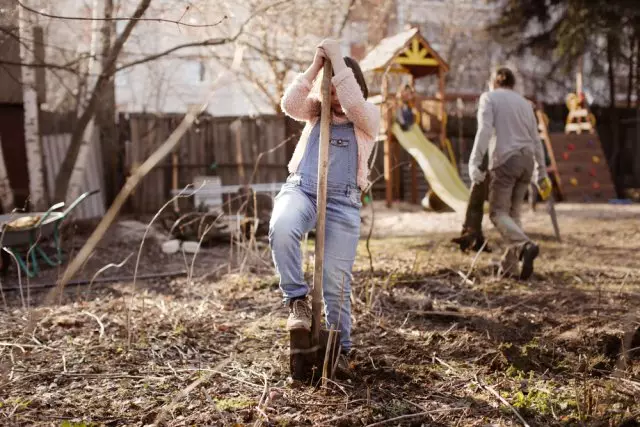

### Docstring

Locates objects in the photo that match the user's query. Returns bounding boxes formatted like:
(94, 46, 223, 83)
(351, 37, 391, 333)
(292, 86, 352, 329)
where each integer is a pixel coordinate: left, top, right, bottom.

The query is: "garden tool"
(537, 176, 561, 242)
(289, 60, 341, 382)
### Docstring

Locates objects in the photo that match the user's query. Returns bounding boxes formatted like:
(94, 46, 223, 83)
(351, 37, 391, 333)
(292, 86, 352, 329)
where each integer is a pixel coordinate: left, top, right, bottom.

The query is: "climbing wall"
(548, 132, 616, 202)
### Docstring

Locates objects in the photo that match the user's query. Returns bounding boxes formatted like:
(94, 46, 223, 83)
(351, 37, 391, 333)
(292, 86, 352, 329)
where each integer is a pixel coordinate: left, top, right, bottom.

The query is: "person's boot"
(334, 350, 355, 379)
(471, 233, 492, 253)
(286, 297, 312, 331)
(452, 227, 476, 252)
(519, 242, 540, 280)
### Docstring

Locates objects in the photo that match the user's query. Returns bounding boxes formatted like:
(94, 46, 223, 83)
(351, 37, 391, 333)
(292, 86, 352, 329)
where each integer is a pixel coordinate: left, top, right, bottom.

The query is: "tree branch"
(208, 49, 278, 110)
(16, 0, 228, 28)
(115, 0, 293, 73)
(53, 0, 292, 199)
(115, 37, 236, 73)
(242, 41, 308, 67)
(54, 0, 153, 201)
(0, 27, 87, 73)
(0, 57, 87, 72)
(337, 0, 357, 37)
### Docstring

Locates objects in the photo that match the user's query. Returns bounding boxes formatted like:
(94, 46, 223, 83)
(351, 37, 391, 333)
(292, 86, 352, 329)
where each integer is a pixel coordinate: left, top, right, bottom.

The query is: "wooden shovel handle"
(311, 60, 332, 345)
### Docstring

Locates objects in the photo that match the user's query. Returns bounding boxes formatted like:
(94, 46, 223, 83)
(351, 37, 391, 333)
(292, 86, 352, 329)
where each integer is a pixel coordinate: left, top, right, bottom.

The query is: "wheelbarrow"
(0, 190, 100, 278)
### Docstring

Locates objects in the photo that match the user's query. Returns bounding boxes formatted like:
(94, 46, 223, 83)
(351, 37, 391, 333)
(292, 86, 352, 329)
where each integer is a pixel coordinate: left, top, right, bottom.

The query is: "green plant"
(214, 397, 253, 411)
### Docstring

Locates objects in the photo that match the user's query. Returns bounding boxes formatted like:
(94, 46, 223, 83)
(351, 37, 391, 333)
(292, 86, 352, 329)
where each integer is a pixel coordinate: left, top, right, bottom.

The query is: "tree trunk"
(65, 0, 102, 205)
(635, 33, 640, 186)
(97, 0, 118, 205)
(19, 2, 46, 211)
(606, 32, 620, 195)
(54, 0, 153, 202)
(0, 137, 15, 212)
(628, 36, 635, 108)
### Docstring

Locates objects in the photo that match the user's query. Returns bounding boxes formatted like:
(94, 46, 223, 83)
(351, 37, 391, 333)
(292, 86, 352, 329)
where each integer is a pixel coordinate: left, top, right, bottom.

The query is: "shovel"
(546, 197, 561, 242)
(289, 60, 341, 382)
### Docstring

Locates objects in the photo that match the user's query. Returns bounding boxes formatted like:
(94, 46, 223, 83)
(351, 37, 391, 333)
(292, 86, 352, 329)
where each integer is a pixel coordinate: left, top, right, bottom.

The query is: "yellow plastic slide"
(392, 123, 470, 214)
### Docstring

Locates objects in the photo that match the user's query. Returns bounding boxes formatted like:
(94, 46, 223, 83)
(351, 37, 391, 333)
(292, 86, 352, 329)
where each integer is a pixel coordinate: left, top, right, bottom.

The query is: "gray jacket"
(469, 88, 546, 180)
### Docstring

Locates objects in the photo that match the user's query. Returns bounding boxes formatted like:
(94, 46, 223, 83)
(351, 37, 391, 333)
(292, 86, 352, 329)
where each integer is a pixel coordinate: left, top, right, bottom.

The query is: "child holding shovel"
(269, 39, 379, 370)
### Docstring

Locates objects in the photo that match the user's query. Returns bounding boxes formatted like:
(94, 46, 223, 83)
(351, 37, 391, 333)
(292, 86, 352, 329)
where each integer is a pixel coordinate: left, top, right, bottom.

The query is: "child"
(468, 67, 549, 280)
(396, 84, 417, 131)
(269, 39, 380, 368)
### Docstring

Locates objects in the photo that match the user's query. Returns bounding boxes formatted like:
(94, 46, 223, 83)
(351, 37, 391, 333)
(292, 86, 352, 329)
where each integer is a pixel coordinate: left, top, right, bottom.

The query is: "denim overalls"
(269, 121, 361, 352)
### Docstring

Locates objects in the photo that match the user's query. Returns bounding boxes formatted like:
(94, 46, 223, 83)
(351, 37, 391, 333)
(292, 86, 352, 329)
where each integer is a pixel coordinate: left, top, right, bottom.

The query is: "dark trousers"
(462, 154, 489, 235)
(463, 178, 489, 234)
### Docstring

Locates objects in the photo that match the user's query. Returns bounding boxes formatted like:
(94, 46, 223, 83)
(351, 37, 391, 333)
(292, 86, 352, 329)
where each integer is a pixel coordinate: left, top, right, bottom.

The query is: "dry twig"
(155, 357, 232, 425)
(364, 408, 466, 427)
(434, 356, 531, 427)
(81, 311, 105, 340)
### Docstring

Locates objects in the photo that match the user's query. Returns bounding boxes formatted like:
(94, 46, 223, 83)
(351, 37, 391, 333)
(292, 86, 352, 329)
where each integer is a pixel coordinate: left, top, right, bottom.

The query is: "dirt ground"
(1, 203, 639, 426)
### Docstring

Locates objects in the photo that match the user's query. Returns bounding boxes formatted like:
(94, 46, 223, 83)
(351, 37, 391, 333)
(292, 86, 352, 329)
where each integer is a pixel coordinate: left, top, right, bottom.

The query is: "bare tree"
(18, 0, 46, 210)
(2, 0, 285, 204)
(66, 0, 103, 205)
(52, 0, 151, 203)
(206, 0, 372, 115)
(0, 137, 15, 212)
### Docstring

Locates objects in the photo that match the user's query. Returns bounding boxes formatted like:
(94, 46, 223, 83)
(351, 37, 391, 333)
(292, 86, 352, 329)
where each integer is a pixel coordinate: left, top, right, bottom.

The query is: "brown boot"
(286, 298, 312, 331)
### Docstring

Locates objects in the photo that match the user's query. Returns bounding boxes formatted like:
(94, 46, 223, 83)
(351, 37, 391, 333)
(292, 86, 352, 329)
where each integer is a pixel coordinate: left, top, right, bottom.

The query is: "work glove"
(311, 47, 326, 73)
(469, 164, 486, 185)
(536, 176, 552, 201)
(318, 39, 343, 64)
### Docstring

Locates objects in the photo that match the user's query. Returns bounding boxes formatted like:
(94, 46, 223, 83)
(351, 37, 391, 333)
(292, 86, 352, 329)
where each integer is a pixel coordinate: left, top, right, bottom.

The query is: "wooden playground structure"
(360, 28, 451, 207)
(359, 28, 617, 209)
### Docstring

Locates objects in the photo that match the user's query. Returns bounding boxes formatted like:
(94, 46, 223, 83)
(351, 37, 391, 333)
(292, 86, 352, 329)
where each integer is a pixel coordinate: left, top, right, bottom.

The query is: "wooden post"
(410, 158, 418, 204)
(438, 67, 447, 150)
(576, 55, 584, 96)
(384, 134, 393, 207)
(536, 109, 564, 200)
(382, 74, 393, 207)
(393, 137, 401, 200)
(231, 118, 246, 185)
(171, 151, 179, 211)
(311, 60, 333, 346)
(456, 97, 465, 166)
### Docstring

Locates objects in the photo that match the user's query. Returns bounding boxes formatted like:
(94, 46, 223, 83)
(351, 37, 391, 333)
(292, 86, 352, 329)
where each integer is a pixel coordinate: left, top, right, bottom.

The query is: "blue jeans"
(269, 174, 361, 352)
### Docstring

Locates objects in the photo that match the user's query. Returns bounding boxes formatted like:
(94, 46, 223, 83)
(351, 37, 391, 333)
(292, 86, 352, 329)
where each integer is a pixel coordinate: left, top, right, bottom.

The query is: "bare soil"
(1, 203, 639, 426)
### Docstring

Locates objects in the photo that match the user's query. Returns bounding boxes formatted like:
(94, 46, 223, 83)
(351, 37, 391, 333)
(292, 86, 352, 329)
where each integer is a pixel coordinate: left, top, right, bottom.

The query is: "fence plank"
(41, 133, 105, 218)
(125, 113, 291, 213)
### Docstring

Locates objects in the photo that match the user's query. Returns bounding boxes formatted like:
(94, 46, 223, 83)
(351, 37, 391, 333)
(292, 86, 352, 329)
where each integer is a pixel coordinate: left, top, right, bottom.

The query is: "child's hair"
(315, 56, 369, 100)
(396, 83, 414, 101)
(344, 57, 368, 99)
(492, 67, 516, 88)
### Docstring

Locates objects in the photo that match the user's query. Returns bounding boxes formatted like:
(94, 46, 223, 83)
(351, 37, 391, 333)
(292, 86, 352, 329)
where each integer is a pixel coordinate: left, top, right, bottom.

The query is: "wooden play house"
(360, 28, 450, 207)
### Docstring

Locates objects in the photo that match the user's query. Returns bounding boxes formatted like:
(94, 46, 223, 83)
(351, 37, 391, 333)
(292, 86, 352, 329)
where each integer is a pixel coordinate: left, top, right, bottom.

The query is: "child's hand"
(318, 39, 342, 63)
(311, 47, 326, 72)
(303, 48, 326, 82)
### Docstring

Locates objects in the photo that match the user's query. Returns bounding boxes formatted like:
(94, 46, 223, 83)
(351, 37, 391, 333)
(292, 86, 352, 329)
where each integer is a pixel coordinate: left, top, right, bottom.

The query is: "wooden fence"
(122, 113, 292, 213)
(42, 133, 106, 219)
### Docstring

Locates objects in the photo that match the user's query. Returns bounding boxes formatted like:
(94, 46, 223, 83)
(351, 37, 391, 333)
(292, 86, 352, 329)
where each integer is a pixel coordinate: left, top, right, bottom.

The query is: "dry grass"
(0, 204, 639, 426)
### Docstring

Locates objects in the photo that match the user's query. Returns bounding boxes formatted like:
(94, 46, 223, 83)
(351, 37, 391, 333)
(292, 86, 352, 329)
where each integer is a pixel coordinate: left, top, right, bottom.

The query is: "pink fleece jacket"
(281, 67, 380, 190)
